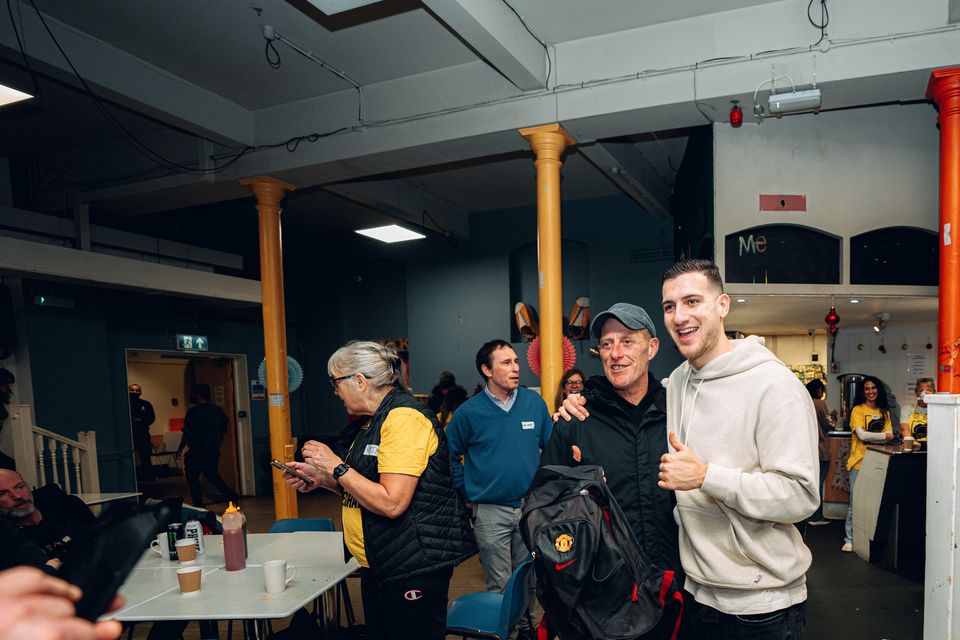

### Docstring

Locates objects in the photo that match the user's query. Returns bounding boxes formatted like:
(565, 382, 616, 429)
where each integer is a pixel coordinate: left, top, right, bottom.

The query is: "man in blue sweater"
(447, 339, 552, 638)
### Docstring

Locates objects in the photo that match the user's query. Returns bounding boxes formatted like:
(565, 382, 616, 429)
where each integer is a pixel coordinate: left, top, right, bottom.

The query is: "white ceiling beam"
(422, 0, 547, 90)
(323, 179, 471, 238)
(0, 2, 253, 146)
(0, 236, 260, 303)
(578, 141, 671, 218)
(69, 7, 959, 207)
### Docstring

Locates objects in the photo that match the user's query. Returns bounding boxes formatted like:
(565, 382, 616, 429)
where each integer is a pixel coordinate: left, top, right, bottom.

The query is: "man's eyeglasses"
(564, 379, 584, 387)
(329, 374, 354, 390)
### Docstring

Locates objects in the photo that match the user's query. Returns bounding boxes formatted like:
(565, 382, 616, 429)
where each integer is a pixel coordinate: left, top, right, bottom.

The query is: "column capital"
(927, 67, 960, 114)
(240, 176, 296, 208)
(520, 123, 576, 158)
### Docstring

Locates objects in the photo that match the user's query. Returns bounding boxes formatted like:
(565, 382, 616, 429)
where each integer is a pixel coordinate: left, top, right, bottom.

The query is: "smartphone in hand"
(270, 459, 315, 487)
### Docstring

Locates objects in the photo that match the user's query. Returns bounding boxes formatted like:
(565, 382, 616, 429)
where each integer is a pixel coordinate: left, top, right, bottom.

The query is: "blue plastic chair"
(446, 557, 533, 640)
(268, 517, 355, 627)
(269, 517, 335, 533)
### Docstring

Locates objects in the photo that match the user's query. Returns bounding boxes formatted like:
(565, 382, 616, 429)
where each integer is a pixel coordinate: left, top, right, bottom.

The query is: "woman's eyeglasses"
(564, 379, 584, 388)
(329, 374, 354, 390)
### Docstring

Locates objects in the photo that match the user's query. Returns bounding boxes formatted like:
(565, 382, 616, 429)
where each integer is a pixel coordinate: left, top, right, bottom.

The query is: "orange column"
(520, 124, 576, 413)
(240, 176, 298, 521)
(927, 68, 960, 393)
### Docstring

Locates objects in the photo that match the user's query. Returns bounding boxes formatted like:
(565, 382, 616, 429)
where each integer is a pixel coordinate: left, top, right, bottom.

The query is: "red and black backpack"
(520, 465, 683, 640)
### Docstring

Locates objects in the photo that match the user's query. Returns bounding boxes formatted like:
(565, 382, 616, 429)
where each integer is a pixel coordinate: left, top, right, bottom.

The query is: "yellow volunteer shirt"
(847, 403, 892, 471)
(342, 407, 439, 567)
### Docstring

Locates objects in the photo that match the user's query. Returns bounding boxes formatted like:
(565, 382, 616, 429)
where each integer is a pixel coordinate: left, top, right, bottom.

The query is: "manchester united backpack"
(520, 465, 682, 640)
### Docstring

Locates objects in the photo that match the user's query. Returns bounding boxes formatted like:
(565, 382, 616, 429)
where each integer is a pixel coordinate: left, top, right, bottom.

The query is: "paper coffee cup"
(176, 538, 197, 563)
(177, 566, 202, 594)
(263, 560, 297, 594)
(903, 436, 915, 452)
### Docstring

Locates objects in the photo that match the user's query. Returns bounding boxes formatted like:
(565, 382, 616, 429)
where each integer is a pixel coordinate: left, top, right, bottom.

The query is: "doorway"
(125, 350, 255, 500)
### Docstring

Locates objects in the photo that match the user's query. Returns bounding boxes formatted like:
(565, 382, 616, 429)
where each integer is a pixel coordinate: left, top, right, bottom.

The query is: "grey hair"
(328, 340, 405, 390)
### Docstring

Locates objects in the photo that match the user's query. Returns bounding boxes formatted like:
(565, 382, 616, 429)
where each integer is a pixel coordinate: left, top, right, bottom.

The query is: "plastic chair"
(268, 517, 355, 627)
(446, 557, 533, 640)
(269, 517, 335, 533)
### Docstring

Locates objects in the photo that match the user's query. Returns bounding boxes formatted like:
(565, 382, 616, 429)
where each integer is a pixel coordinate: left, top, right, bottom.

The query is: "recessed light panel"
(355, 224, 425, 243)
(304, 0, 381, 15)
(849, 298, 861, 304)
(0, 83, 32, 108)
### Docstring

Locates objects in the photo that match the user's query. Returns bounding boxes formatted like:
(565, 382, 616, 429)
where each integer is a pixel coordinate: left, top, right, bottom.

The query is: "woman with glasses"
(554, 368, 586, 414)
(280, 340, 476, 640)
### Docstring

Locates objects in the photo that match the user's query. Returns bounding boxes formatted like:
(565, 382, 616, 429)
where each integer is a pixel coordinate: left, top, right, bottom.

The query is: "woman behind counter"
(843, 375, 894, 553)
(283, 341, 476, 640)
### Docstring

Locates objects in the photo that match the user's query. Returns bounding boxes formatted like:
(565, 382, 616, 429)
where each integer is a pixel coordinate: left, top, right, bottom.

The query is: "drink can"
(184, 519, 205, 555)
(166, 523, 184, 561)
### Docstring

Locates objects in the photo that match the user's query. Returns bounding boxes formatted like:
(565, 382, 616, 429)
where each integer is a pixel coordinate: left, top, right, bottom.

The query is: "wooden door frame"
(123, 349, 256, 496)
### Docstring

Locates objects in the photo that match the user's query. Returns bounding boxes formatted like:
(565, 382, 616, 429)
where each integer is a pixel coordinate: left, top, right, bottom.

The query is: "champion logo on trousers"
(403, 589, 423, 601)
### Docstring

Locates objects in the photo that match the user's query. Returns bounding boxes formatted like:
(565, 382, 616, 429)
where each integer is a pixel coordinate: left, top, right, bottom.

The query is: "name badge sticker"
(363, 444, 380, 456)
(521, 421, 535, 430)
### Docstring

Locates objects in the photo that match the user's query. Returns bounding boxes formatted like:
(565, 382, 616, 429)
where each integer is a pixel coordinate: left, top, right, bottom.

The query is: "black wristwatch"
(332, 463, 351, 484)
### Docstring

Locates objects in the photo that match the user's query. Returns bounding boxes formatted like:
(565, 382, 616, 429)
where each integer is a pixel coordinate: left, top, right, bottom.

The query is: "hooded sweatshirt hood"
(666, 335, 820, 598)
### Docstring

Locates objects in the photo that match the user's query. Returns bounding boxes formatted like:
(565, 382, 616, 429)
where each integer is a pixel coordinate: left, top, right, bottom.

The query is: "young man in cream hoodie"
(658, 259, 820, 638)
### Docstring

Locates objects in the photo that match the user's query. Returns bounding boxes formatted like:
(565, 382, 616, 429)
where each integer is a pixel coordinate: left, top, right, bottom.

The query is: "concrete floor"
(135, 473, 924, 639)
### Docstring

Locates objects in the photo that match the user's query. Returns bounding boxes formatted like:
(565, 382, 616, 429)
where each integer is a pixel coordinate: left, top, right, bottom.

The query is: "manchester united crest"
(554, 533, 574, 553)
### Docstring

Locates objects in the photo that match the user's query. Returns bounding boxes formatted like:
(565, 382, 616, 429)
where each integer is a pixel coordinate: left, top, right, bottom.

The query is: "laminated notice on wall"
(905, 352, 932, 398)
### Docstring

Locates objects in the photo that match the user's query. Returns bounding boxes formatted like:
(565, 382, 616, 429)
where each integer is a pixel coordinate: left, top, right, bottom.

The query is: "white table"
(108, 532, 358, 639)
(74, 492, 141, 506)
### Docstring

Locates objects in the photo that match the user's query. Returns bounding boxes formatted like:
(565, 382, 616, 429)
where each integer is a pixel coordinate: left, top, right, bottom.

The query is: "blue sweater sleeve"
(539, 401, 554, 449)
(446, 411, 468, 496)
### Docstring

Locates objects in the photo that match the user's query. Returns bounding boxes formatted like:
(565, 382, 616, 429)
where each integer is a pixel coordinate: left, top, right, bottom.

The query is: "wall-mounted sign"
(251, 382, 266, 401)
(176, 334, 208, 351)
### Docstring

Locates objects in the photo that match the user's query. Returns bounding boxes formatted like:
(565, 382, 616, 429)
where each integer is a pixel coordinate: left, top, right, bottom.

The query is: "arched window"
(850, 227, 937, 286)
(724, 224, 841, 284)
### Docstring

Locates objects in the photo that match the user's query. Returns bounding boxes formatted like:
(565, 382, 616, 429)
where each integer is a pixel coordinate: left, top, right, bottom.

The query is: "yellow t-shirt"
(342, 407, 439, 567)
(847, 403, 892, 471)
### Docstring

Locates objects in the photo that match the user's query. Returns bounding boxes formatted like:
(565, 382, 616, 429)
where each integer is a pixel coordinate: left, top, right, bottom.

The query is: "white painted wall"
(714, 103, 939, 291)
(829, 323, 937, 407)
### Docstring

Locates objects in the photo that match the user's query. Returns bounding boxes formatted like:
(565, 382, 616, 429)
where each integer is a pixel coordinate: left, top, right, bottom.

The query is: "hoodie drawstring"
(677, 367, 702, 448)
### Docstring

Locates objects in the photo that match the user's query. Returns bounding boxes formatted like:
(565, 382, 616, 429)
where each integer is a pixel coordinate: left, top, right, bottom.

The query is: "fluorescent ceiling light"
(0, 83, 32, 108)
(735, 298, 747, 303)
(355, 224, 425, 243)
(849, 298, 861, 304)
(768, 88, 822, 115)
(303, 0, 381, 14)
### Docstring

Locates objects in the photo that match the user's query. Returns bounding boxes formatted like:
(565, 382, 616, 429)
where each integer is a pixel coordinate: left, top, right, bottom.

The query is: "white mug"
(151, 533, 171, 558)
(263, 560, 297, 594)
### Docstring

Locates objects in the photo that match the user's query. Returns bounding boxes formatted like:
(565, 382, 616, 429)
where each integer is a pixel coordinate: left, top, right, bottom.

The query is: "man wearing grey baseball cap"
(540, 302, 682, 638)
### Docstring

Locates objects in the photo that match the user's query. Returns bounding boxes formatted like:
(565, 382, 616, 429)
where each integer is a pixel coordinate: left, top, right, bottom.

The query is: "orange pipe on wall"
(520, 124, 576, 413)
(240, 176, 298, 521)
(927, 68, 960, 393)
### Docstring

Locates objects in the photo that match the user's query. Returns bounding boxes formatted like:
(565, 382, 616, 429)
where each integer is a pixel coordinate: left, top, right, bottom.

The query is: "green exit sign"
(176, 334, 209, 352)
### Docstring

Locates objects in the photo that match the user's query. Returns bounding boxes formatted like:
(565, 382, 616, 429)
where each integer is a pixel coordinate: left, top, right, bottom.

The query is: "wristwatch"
(332, 463, 351, 484)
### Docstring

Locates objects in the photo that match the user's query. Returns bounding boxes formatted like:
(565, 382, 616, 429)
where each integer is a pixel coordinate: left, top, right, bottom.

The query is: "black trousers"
(184, 451, 238, 507)
(133, 429, 154, 474)
(360, 565, 453, 640)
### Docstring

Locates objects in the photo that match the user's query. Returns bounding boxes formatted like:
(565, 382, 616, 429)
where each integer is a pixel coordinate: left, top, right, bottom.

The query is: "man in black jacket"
(541, 303, 681, 638)
(176, 383, 239, 508)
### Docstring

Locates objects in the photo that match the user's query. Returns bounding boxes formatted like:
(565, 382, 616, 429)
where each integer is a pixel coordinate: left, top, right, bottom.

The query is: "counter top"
(866, 444, 926, 456)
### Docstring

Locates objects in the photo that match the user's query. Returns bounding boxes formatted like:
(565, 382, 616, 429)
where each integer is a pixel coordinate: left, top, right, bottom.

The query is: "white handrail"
(7, 404, 99, 494)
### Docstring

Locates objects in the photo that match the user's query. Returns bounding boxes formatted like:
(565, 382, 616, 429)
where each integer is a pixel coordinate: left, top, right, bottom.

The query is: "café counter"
(850, 443, 926, 581)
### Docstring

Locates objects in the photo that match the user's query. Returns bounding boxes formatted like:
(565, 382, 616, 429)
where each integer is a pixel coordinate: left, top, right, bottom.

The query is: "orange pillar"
(240, 176, 298, 521)
(927, 68, 960, 393)
(520, 124, 576, 413)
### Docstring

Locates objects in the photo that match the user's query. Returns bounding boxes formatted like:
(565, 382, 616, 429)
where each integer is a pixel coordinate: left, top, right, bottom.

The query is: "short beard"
(0, 504, 35, 519)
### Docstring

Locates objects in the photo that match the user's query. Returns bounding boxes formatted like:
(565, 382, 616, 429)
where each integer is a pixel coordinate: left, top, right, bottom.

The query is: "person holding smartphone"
(281, 340, 475, 640)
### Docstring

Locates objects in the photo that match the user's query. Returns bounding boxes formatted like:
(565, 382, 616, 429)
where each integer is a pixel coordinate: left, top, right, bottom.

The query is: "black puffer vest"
(344, 388, 477, 583)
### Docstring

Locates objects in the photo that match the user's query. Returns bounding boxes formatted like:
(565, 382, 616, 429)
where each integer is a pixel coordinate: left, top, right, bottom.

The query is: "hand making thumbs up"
(658, 432, 708, 491)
